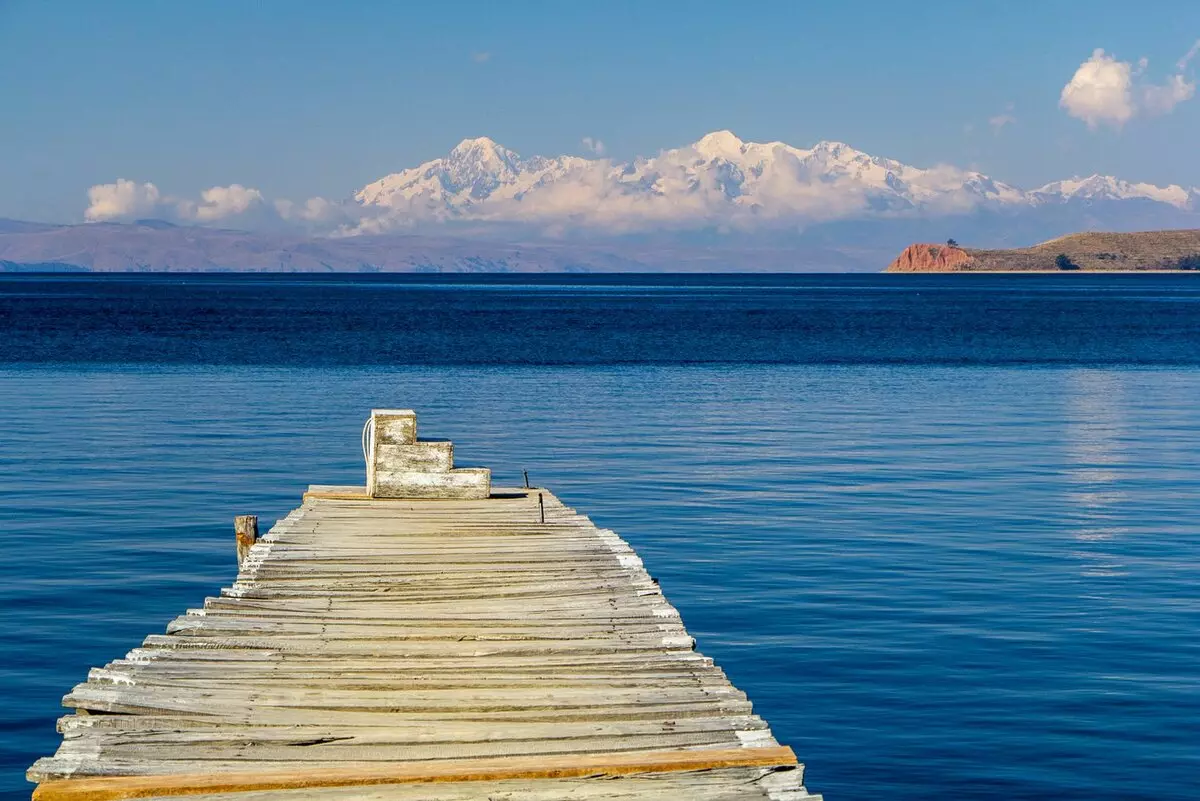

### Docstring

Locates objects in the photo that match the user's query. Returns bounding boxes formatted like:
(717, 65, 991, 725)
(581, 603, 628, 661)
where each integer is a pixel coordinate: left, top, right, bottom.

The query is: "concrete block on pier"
(372, 467, 491, 500)
(377, 441, 454, 472)
(366, 410, 490, 500)
(372, 409, 417, 445)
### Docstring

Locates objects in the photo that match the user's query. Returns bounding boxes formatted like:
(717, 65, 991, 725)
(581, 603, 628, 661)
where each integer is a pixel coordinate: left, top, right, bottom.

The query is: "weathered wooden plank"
(66, 681, 748, 707)
(57, 714, 769, 738)
(105, 652, 716, 669)
(126, 767, 815, 801)
(55, 703, 768, 732)
(90, 768, 816, 801)
(162, 618, 687, 639)
(63, 686, 754, 721)
(30, 745, 799, 799)
(84, 676, 734, 696)
(132, 635, 697, 657)
(44, 728, 778, 769)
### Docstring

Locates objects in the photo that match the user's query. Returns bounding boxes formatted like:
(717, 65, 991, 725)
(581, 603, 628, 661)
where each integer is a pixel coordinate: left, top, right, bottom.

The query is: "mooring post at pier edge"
(27, 409, 819, 801)
(233, 514, 257, 566)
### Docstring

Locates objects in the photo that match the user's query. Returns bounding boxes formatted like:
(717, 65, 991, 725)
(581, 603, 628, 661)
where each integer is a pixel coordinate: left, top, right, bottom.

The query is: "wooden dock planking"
(29, 487, 820, 800)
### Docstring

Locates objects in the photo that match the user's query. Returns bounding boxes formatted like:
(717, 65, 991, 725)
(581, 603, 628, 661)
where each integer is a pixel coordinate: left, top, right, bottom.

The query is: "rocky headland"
(886, 229, 1200, 272)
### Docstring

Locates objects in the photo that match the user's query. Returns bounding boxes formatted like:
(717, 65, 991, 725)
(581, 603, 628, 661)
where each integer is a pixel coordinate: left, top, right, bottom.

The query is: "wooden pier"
(28, 411, 820, 800)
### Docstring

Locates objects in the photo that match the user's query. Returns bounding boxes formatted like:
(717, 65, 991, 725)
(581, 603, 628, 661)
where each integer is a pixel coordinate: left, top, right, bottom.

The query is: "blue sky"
(2, 0, 1199, 222)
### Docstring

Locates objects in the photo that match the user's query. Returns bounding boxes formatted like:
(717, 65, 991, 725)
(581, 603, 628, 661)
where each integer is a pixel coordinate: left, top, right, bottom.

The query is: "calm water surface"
(1, 274, 1198, 800)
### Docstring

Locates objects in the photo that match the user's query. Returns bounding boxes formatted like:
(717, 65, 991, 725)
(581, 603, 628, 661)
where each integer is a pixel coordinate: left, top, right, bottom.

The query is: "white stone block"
(372, 409, 416, 445)
(373, 468, 491, 500)
(366, 410, 490, 499)
(376, 441, 454, 473)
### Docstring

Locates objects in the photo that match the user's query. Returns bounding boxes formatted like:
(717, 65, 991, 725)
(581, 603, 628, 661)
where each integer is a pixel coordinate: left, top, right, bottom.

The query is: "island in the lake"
(886, 229, 1200, 272)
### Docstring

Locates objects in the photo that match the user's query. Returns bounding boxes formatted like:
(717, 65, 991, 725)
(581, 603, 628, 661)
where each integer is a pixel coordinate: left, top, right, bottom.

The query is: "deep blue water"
(1, 273, 1198, 800)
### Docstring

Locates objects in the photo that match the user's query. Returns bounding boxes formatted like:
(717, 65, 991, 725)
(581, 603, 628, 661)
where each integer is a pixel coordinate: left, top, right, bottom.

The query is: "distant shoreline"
(3, 268, 1199, 279)
(886, 229, 1200, 273)
(890, 269, 1199, 274)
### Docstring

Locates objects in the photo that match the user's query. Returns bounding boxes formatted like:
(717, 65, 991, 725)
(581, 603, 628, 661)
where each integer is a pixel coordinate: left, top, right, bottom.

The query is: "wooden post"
(235, 515, 258, 567)
(523, 470, 530, 489)
(538, 492, 545, 524)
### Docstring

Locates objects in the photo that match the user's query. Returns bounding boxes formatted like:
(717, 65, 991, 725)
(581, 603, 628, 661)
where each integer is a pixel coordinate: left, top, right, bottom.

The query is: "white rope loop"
(361, 416, 375, 474)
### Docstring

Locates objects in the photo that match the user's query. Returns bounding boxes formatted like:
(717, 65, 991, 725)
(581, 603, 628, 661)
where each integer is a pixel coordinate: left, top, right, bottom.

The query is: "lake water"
(1, 273, 1198, 800)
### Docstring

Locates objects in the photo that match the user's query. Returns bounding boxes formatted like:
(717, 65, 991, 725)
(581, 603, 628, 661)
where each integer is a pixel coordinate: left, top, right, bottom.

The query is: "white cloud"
(471, 51, 490, 63)
(85, 180, 277, 226)
(275, 196, 341, 223)
(1060, 49, 1136, 128)
(84, 179, 162, 221)
(1061, 46, 1197, 128)
(179, 184, 264, 222)
(1141, 73, 1195, 115)
(275, 195, 366, 233)
(989, 103, 1016, 133)
(581, 136, 606, 155)
(1178, 39, 1200, 71)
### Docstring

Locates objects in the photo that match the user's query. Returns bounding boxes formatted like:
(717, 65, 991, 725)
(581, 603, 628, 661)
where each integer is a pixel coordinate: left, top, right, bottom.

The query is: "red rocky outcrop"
(886, 243, 976, 272)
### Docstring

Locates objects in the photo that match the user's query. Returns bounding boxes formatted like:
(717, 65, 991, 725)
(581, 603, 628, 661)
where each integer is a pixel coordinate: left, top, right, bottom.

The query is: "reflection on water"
(1, 364, 1199, 801)
(1064, 371, 1130, 576)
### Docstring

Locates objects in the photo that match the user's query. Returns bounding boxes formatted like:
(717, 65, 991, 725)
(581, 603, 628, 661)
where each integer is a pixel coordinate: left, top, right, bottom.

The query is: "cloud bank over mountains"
(83, 130, 1200, 241)
(17, 127, 1200, 274)
(25, 42, 1200, 274)
(85, 179, 270, 226)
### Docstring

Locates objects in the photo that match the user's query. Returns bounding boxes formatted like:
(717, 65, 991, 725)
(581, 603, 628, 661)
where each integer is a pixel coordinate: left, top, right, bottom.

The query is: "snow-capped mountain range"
(12, 130, 1198, 273)
(344, 130, 1199, 235)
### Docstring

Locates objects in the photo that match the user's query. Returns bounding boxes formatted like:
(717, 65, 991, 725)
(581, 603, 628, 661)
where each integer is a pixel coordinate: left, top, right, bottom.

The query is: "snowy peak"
(356, 138, 525, 209)
(807, 140, 859, 158)
(450, 136, 507, 154)
(446, 137, 522, 174)
(350, 132, 1197, 233)
(693, 130, 746, 160)
(1031, 174, 1196, 208)
(439, 137, 524, 198)
(353, 137, 595, 219)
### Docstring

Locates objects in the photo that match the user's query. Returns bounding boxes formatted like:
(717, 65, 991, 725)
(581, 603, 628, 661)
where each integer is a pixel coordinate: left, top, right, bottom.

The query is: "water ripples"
(0, 364, 1198, 800)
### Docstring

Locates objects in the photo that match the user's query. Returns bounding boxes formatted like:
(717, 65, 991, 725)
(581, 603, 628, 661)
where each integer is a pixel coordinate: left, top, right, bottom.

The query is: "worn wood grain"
(234, 516, 258, 567)
(31, 746, 799, 800)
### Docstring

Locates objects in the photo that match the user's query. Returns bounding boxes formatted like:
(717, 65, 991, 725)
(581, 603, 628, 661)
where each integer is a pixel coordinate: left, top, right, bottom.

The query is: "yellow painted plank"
(33, 746, 797, 801)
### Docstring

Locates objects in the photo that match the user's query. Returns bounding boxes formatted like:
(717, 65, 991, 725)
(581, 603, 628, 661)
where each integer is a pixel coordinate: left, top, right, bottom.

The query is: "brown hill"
(0, 219, 882, 273)
(886, 229, 1200, 272)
